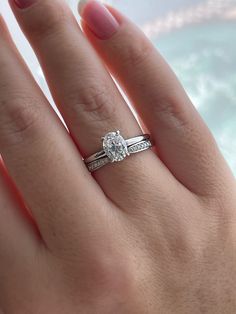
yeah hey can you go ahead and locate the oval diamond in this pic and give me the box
[103,131,128,162]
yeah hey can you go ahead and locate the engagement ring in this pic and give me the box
[84,131,152,172]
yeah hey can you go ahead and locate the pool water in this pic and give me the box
[155,21,236,175]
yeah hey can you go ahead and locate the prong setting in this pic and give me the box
[103,131,128,162]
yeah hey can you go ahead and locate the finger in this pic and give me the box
[7,0,172,206]
[0,15,104,250]
[79,1,234,196]
[0,160,38,268]
[0,160,43,310]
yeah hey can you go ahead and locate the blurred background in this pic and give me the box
[0,0,235,174]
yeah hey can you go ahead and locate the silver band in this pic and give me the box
[84,131,152,172]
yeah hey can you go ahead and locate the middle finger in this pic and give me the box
[8,0,169,204]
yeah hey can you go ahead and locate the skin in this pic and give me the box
[0,0,236,313]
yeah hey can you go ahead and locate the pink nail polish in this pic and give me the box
[79,0,119,40]
[13,0,37,9]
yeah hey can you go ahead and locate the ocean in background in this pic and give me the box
[156,21,236,175]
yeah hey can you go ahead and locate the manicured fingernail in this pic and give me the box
[13,0,37,9]
[78,0,119,40]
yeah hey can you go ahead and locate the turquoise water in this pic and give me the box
[155,22,236,175]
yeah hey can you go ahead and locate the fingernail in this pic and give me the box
[78,0,119,40]
[13,0,37,9]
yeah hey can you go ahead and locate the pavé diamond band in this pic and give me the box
[84,131,152,172]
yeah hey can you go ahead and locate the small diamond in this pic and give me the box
[103,131,129,162]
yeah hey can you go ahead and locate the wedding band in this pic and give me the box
[84,131,152,172]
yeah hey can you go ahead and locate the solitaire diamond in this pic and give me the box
[103,131,129,162]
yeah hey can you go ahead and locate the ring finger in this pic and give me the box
[8,0,176,205]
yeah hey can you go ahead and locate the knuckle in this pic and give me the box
[0,94,43,145]
[121,31,154,68]
[154,96,190,129]
[144,78,192,129]
[24,2,71,40]
[69,85,116,123]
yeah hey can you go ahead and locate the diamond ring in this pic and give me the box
[84,131,152,172]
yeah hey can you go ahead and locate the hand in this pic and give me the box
[0,0,236,313]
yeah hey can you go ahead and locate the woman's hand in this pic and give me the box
[0,0,236,313]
